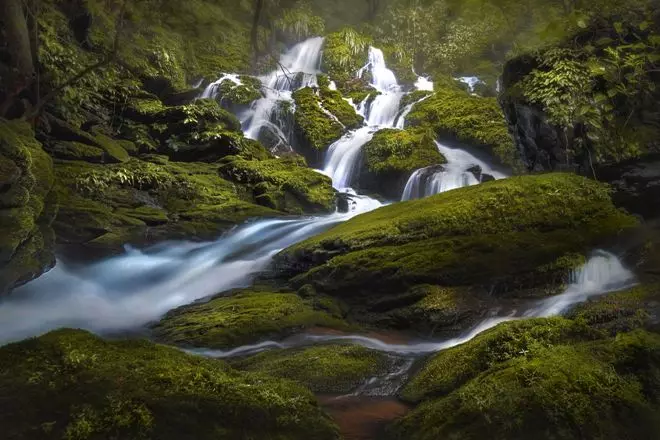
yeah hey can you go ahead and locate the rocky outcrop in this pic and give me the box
[0,121,57,293]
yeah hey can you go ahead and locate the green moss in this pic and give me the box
[321,29,371,88]
[0,329,339,440]
[219,155,336,214]
[364,128,445,174]
[390,330,660,440]
[47,142,106,162]
[232,344,389,393]
[293,87,345,151]
[0,121,56,291]
[318,76,364,129]
[275,174,637,297]
[568,283,660,335]
[153,289,349,348]
[406,84,519,168]
[216,76,262,107]
[400,317,599,403]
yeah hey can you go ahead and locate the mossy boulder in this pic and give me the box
[400,317,599,403]
[52,158,279,253]
[321,29,370,89]
[567,283,660,335]
[0,121,57,293]
[153,289,350,349]
[390,329,660,440]
[232,344,389,394]
[214,75,263,108]
[292,83,363,167]
[219,155,336,214]
[406,84,519,169]
[0,329,339,440]
[273,174,636,312]
[359,128,446,199]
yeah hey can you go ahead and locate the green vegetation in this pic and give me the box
[406,84,518,167]
[0,121,56,291]
[153,289,350,348]
[363,128,445,174]
[0,329,340,440]
[390,329,660,440]
[359,127,445,198]
[568,283,660,335]
[276,173,636,297]
[215,76,263,107]
[218,155,336,214]
[321,28,372,88]
[292,78,364,154]
[233,344,389,393]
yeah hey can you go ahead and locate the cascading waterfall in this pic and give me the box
[323,47,405,189]
[401,141,509,200]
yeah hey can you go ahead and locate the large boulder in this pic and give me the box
[0,329,340,440]
[390,324,660,440]
[0,121,57,293]
[272,173,636,330]
[153,288,349,348]
[358,128,446,199]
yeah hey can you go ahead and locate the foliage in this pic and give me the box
[520,16,660,164]
[275,1,326,41]
[0,329,340,440]
[322,28,372,86]
[153,289,349,348]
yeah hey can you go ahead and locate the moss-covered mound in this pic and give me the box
[0,121,57,293]
[321,29,370,89]
[359,128,446,199]
[52,157,279,252]
[219,155,336,214]
[232,344,389,394]
[292,80,363,166]
[214,75,263,108]
[153,289,349,349]
[400,317,599,403]
[406,84,518,168]
[274,173,636,300]
[567,283,660,335]
[390,329,660,440]
[0,329,339,440]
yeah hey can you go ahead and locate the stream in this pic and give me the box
[0,36,640,440]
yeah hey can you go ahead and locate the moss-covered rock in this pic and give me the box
[292,80,363,166]
[390,329,660,440]
[321,29,370,89]
[406,84,519,169]
[274,174,636,303]
[153,289,349,348]
[359,128,445,199]
[400,317,599,403]
[52,158,279,253]
[567,283,660,335]
[0,329,340,440]
[232,344,389,393]
[0,121,57,292]
[214,75,263,108]
[219,155,336,214]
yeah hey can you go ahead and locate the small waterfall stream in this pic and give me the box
[401,141,509,200]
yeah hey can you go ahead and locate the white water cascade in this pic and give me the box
[401,141,508,200]
[323,47,405,189]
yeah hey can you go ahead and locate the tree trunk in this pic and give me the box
[251,0,264,67]
[0,0,35,116]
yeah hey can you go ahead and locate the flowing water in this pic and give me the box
[401,141,509,200]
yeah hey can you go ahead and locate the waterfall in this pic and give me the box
[201,37,325,148]
[401,141,508,200]
[323,47,405,189]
